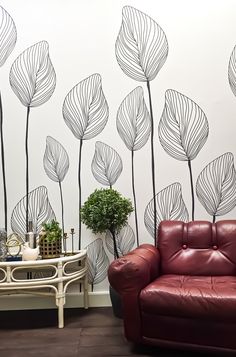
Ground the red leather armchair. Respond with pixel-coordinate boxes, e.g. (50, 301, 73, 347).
(108, 220, 236, 354)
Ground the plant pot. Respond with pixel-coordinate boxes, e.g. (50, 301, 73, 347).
(39, 239, 62, 259)
(109, 285, 123, 319)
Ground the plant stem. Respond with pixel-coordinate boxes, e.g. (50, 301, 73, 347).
(25, 106, 30, 232)
(110, 228, 119, 259)
(213, 215, 216, 223)
(147, 81, 157, 244)
(59, 181, 65, 252)
(0, 92, 7, 232)
(78, 139, 83, 250)
(131, 150, 139, 246)
(187, 159, 195, 221)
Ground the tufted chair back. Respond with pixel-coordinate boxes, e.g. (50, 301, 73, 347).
(158, 220, 236, 276)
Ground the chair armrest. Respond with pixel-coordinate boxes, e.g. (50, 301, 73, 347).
(108, 244, 160, 295)
(108, 244, 160, 343)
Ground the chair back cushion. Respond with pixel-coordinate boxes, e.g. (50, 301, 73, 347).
(158, 220, 236, 275)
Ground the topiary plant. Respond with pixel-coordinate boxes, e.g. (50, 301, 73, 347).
(80, 188, 133, 259)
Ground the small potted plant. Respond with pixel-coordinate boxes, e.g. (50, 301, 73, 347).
(81, 188, 133, 259)
(39, 219, 62, 259)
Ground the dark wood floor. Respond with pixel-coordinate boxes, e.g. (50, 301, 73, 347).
(0, 307, 223, 357)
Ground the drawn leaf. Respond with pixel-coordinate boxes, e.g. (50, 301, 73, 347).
(159, 89, 209, 161)
(117, 86, 151, 151)
(11, 186, 56, 237)
(86, 238, 110, 285)
(105, 224, 135, 257)
(9, 41, 56, 107)
(0, 6, 17, 66)
(91, 141, 123, 186)
(144, 182, 189, 239)
(43, 136, 69, 183)
(63, 73, 109, 140)
(116, 6, 168, 82)
(229, 45, 236, 97)
(196, 152, 236, 217)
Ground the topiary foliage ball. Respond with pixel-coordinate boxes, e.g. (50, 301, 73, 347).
(80, 188, 133, 234)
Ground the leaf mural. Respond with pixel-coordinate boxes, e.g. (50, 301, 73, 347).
(159, 89, 209, 161)
(44, 136, 69, 183)
(116, 6, 168, 82)
(116, 6, 168, 245)
(144, 182, 189, 239)
(9, 41, 56, 107)
(9, 40, 56, 232)
(43, 136, 69, 250)
(0, 6, 17, 66)
(196, 152, 236, 222)
(86, 238, 110, 288)
(105, 224, 135, 257)
(0, 6, 17, 232)
(117, 86, 151, 246)
(117, 86, 151, 151)
(63, 73, 108, 140)
(159, 89, 209, 221)
(63, 73, 109, 249)
(228, 45, 236, 97)
(91, 141, 122, 187)
(11, 186, 56, 238)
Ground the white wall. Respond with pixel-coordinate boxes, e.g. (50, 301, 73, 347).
(1, 0, 236, 296)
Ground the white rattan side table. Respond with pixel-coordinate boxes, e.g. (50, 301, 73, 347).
(0, 250, 88, 328)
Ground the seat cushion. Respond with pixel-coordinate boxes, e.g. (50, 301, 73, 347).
(140, 275, 236, 321)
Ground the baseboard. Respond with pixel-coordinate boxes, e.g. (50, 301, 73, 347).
(0, 291, 111, 310)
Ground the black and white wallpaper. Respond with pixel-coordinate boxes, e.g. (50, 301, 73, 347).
(1, 0, 236, 291)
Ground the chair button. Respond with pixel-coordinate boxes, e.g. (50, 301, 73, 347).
(182, 244, 187, 249)
(213, 245, 218, 250)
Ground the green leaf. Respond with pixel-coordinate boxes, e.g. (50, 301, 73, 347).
(81, 188, 133, 234)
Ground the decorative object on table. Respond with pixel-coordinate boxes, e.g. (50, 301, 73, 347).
(81, 188, 133, 259)
(6, 232, 24, 258)
(64, 229, 76, 256)
(63, 232, 67, 254)
(70, 228, 75, 254)
(22, 242, 39, 261)
(0, 228, 7, 261)
(39, 219, 62, 259)
(25, 220, 37, 248)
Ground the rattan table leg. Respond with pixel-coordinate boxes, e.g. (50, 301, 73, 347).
(58, 296, 64, 328)
(83, 275, 89, 309)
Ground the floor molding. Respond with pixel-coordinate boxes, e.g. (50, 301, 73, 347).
(0, 291, 111, 310)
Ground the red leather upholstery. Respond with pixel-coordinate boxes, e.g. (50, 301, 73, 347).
(159, 220, 236, 275)
(108, 220, 236, 354)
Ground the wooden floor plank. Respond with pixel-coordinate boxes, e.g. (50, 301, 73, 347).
(0, 307, 223, 357)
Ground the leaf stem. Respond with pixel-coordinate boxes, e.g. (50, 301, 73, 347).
(59, 181, 65, 252)
(0, 92, 7, 232)
(131, 150, 139, 246)
(78, 139, 83, 250)
(188, 159, 195, 221)
(147, 81, 157, 244)
(25, 106, 30, 232)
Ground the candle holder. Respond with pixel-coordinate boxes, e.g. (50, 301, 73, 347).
(63, 232, 67, 255)
(70, 228, 75, 254)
